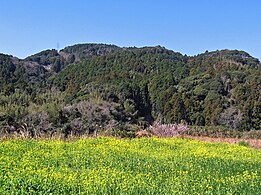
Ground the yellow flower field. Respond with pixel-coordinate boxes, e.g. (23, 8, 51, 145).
(0, 137, 260, 194)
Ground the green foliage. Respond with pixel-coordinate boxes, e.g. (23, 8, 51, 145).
(60, 43, 121, 63)
(164, 94, 187, 123)
(0, 45, 260, 137)
(238, 140, 250, 147)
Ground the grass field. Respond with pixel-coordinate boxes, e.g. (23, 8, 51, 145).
(0, 137, 260, 194)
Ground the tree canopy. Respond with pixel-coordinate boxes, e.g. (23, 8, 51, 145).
(0, 44, 260, 137)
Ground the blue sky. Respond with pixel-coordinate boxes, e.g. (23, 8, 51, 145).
(0, 0, 260, 59)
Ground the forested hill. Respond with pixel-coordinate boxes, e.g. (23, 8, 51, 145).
(0, 44, 260, 137)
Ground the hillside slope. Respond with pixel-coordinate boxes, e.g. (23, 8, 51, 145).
(0, 44, 260, 137)
(50, 47, 261, 130)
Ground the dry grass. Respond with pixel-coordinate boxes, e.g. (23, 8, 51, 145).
(183, 135, 261, 149)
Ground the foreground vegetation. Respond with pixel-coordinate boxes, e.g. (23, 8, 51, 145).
(0, 137, 260, 194)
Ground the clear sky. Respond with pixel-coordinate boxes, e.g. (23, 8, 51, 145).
(0, 0, 260, 59)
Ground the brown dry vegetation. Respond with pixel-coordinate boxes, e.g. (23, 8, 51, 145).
(183, 135, 261, 149)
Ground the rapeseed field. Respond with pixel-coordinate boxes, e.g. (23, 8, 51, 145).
(0, 137, 260, 194)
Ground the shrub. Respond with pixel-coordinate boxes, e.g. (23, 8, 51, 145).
(102, 124, 141, 138)
(148, 122, 189, 138)
(238, 140, 250, 147)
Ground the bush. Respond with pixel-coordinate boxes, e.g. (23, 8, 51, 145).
(148, 122, 189, 138)
(242, 130, 261, 139)
(186, 126, 261, 139)
(102, 124, 141, 138)
(238, 140, 250, 147)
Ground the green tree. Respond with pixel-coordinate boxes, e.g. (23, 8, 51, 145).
(164, 94, 187, 124)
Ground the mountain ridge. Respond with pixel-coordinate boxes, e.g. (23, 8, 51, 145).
(1, 43, 260, 68)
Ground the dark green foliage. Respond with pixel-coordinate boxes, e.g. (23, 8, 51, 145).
(60, 43, 121, 63)
(163, 94, 187, 123)
(0, 45, 260, 138)
(25, 49, 66, 73)
(0, 54, 48, 95)
(25, 49, 60, 66)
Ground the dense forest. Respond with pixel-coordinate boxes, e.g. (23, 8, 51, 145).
(0, 44, 260, 138)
